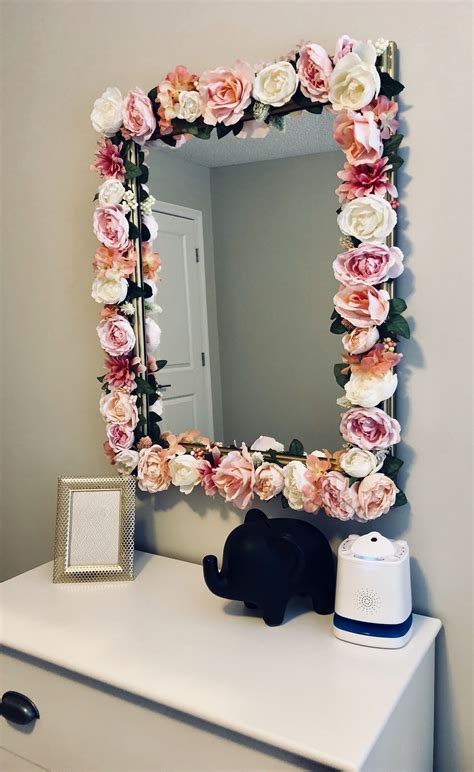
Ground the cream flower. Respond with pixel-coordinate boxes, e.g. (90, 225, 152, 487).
(337, 194, 397, 244)
(97, 179, 125, 207)
(254, 462, 285, 501)
(253, 61, 298, 107)
(168, 454, 202, 495)
(90, 87, 124, 136)
(91, 272, 128, 305)
(282, 460, 307, 510)
(250, 436, 285, 452)
(345, 370, 398, 408)
(176, 90, 202, 122)
(328, 42, 380, 111)
(340, 447, 384, 478)
(115, 449, 139, 475)
(145, 317, 162, 351)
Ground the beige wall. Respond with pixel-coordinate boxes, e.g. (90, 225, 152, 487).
(1, 2, 472, 769)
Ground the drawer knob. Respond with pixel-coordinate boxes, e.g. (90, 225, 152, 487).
(0, 691, 40, 725)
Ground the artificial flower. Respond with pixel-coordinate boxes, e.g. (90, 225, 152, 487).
(297, 43, 333, 102)
(320, 471, 357, 520)
(93, 205, 129, 251)
(168, 454, 202, 494)
(176, 90, 202, 122)
(336, 157, 398, 202)
(106, 423, 135, 452)
(282, 460, 307, 510)
(97, 178, 126, 207)
(114, 449, 139, 475)
(302, 452, 332, 512)
(342, 326, 380, 354)
(142, 242, 161, 280)
(157, 65, 199, 133)
(122, 88, 156, 144)
(91, 272, 128, 305)
(353, 473, 398, 520)
(137, 444, 172, 493)
(334, 284, 390, 328)
(199, 446, 222, 496)
(340, 447, 383, 478)
(340, 406, 401, 450)
(199, 61, 253, 126)
(333, 110, 383, 167)
(328, 41, 380, 111)
(99, 388, 138, 428)
(96, 314, 135, 356)
(250, 436, 285, 452)
(337, 194, 397, 244)
(333, 244, 404, 286)
(344, 369, 398, 408)
(254, 462, 285, 501)
(343, 343, 402, 377)
(213, 444, 255, 509)
(253, 61, 298, 106)
(90, 86, 123, 136)
(365, 96, 399, 139)
(145, 317, 161, 351)
(103, 354, 136, 391)
(90, 137, 125, 181)
(334, 35, 357, 61)
(92, 246, 136, 278)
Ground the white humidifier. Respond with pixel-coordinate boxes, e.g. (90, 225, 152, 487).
(333, 531, 412, 649)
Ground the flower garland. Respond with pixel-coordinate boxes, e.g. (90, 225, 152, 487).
(90, 35, 407, 522)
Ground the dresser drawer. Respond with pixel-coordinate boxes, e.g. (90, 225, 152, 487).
(1, 650, 321, 771)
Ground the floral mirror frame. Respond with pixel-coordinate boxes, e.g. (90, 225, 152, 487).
(90, 35, 408, 522)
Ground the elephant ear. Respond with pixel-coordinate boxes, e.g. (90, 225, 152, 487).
(245, 508, 268, 524)
(272, 536, 305, 585)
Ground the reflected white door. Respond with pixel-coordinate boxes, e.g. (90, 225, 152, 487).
(152, 203, 214, 438)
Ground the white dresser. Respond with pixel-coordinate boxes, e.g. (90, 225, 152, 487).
(0, 552, 441, 771)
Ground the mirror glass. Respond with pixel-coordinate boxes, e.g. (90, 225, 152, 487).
(148, 110, 343, 451)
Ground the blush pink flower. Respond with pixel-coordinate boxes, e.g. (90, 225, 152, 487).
(199, 447, 222, 496)
(106, 423, 135, 452)
(342, 326, 380, 355)
(334, 284, 390, 328)
(301, 452, 332, 512)
(353, 473, 398, 521)
(92, 245, 137, 278)
(157, 65, 199, 134)
(340, 406, 401, 450)
(343, 343, 402, 377)
(254, 462, 285, 501)
(103, 440, 116, 464)
(214, 444, 255, 509)
(297, 43, 333, 102)
(364, 96, 399, 139)
(100, 388, 138, 429)
(142, 242, 161, 280)
(137, 444, 172, 493)
(336, 157, 398, 202)
(122, 88, 156, 144)
(103, 355, 136, 391)
(334, 35, 358, 61)
(90, 138, 125, 181)
(97, 314, 135, 356)
(199, 61, 253, 126)
(333, 110, 383, 166)
(93, 205, 129, 251)
(333, 244, 404, 286)
(320, 471, 357, 520)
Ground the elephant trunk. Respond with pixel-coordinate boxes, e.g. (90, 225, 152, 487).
(203, 555, 230, 598)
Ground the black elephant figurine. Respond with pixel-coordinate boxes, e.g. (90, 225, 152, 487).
(202, 509, 335, 626)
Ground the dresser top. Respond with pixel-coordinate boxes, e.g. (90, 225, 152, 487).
(1, 552, 440, 771)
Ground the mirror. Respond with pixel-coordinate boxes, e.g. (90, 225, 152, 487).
(148, 110, 343, 451)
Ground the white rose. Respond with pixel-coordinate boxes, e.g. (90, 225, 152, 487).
(328, 41, 380, 111)
(337, 194, 397, 244)
(340, 447, 383, 478)
(282, 460, 307, 510)
(168, 454, 202, 495)
(253, 61, 298, 107)
(345, 370, 398, 408)
(91, 86, 124, 136)
(115, 449, 139, 475)
(145, 317, 161, 351)
(91, 272, 128, 304)
(143, 214, 158, 242)
(250, 435, 285, 452)
(177, 91, 202, 122)
(97, 178, 125, 207)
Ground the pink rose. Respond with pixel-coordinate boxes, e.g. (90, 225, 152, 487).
(334, 284, 390, 328)
(340, 406, 401, 450)
(320, 471, 357, 520)
(122, 88, 156, 144)
(100, 388, 138, 429)
(199, 61, 253, 126)
(334, 35, 358, 61)
(333, 110, 382, 166)
(297, 43, 333, 102)
(353, 473, 398, 520)
(254, 462, 285, 501)
(93, 205, 129, 251)
(97, 314, 135, 356)
(333, 245, 404, 286)
(106, 423, 135, 452)
(336, 157, 398, 202)
(214, 444, 255, 509)
(137, 444, 172, 493)
(342, 326, 380, 354)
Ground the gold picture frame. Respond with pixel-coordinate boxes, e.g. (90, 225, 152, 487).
(53, 476, 136, 583)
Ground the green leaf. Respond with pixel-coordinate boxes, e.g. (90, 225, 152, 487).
(330, 308, 339, 320)
(232, 120, 244, 136)
(386, 314, 411, 339)
(390, 297, 407, 315)
(138, 165, 149, 185)
(134, 376, 156, 396)
(280, 494, 289, 509)
(383, 133, 403, 154)
(383, 455, 404, 479)
(141, 223, 151, 242)
(379, 72, 405, 98)
(155, 359, 167, 371)
(149, 423, 161, 444)
(128, 221, 140, 241)
(393, 489, 408, 508)
(216, 123, 234, 139)
(124, 159, 142, 180)
(388, 154, 404, 171)
(334, 363, 350, 388)
(138, 414, 147, 426)
(348, 477, 359, 487)
(96, 375, 104, 383)
(305, 103, 324, 114)
(330, 318, 347, 335)
(288, 438, 305, 457)
(93, 192, 99, 201)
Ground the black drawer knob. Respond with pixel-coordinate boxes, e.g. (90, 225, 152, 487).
(0, 691, 40, 725)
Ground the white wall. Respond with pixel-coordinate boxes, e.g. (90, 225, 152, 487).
(1, 2, 472, 769)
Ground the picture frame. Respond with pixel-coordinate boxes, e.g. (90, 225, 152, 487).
(53, 476, 136, 583)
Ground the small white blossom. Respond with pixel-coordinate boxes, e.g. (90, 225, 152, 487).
(120, 302, 135, 316)
(140, 194, 156, 216)
(251, 452, 264, 468)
